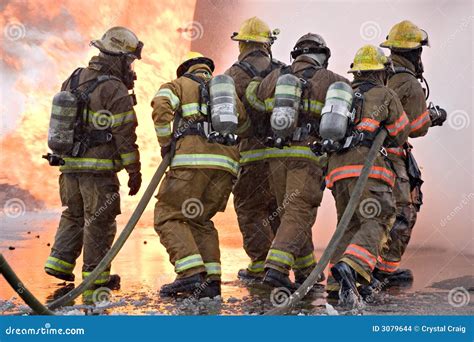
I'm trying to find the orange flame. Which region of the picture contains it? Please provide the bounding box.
[1,0,197,207]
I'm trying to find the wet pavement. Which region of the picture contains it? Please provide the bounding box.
[1,211,473,316]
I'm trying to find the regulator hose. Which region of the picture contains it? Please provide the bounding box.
[265,129,388,315]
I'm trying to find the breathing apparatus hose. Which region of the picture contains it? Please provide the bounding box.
[264,129,388,315]
[47,152,172,310]
[0,254,55,315]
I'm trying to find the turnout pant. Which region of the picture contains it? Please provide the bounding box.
[45,173,121,285]
[265,158,324,276]
[233,161,280,274]
[376,160,417,273]
[154,168,233,281]
[326,178,396,292]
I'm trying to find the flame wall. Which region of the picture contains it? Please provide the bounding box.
[0,0,197,206]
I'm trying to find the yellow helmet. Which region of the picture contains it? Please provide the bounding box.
[348,45,389,73]
[176,51,215,78]
[231,16,279,44]
[380,20,429,50]
[91,26,143,59]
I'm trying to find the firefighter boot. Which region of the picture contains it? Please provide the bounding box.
[359,276,383,300]
[199,280,221,299]
[331,262,361,305]
[160,273,205,297]
[262,268,294,290]
[45,267,75,282]
[238,269,264,282]
[373,268,414,287]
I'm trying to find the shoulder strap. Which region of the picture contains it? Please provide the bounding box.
[69,68,84,90]
[233,61,260,78]
[81,75,122,99]
[182,72,208,87]
[391,66,416,78]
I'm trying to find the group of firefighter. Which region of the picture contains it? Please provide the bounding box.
[43,17,447,304]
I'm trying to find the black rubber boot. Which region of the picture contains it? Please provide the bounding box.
[262,268,294,290]
[238,269,264,282]
[160,273,205,297]
[359,276,383,300]
[45,267,75,282]
[103,274,121,290]
[331,262,361,305]
[373,268,414,287]
[198,280,221,299]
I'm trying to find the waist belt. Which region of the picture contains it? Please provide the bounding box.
[175,120,210,139]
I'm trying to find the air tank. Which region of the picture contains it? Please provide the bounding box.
[209,74,238,135]
[47,91,78,155]
[319,81,354,141]
[270,74,302,140]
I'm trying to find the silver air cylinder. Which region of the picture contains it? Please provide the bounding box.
[47,91,78,155]
[209,74,238,135]
[270,74,302,140]
[319,81,354,141]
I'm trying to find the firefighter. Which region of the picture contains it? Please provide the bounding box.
[374,21,447,286]
[323,45,410,303]
[152,52,250,298]
[224,17,284,281]
[245,33,349,289]
[44,27,143,301]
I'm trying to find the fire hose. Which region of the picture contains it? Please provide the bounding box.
[0,153,172,314]
[265,129,388,315]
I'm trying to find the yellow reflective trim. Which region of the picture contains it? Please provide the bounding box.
[156,88,180,110]
[267,249,294,267]
[82,271,111,285]
[175,254,204,273]
[245,80,265,112]
[171,154,239,175]
[120,151,139,166]
[155,123,172,137]
[45,256,75,274]
[60,157,122,171]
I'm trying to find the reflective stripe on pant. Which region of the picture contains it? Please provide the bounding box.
[330,178,395,283]
[233,161,278,265]
[47,173,120,276]
[378,159,417,272]
[154,168,233,279]
[82,271,111,285]
[265,159,324,273]
[44,256,75,275]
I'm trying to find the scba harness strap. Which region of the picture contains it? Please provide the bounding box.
[69,68,122,156]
